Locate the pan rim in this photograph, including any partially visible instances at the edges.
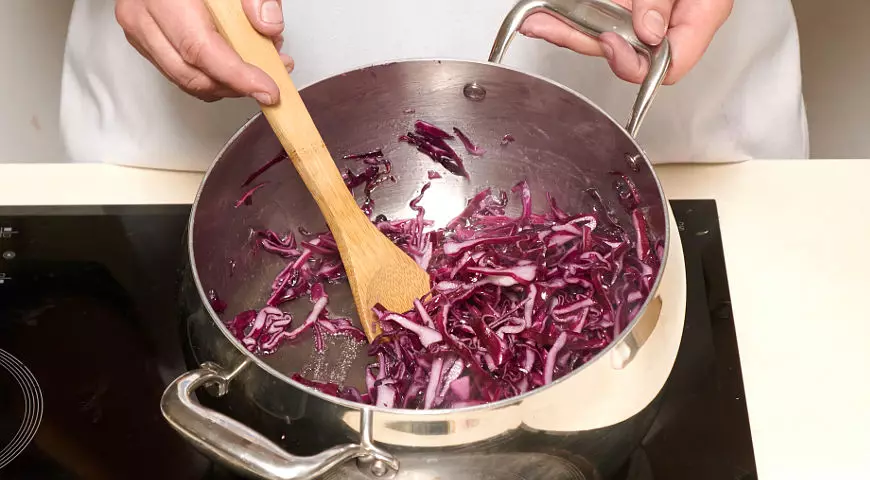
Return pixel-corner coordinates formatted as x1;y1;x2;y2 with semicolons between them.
187;57;671;416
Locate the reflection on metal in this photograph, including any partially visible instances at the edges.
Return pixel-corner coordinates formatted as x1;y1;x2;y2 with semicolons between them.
610;296;663;369
203;359;251;397
625;154;642;172
336;452;593;480
357;408;400;476
462;82;487;101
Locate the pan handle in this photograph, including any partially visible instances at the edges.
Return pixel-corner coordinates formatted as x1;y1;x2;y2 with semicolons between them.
488;0;671;137
160;361;398;480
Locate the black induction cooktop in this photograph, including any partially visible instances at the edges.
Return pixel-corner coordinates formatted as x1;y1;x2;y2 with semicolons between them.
0;201;755;480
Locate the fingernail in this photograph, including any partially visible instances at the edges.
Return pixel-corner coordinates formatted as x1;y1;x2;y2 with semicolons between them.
601;43;614;61
260;0;283;25
643;10;666;43
252;92;273;105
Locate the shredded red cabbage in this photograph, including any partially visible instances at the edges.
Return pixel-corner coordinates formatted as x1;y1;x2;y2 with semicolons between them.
221;122;660;409
207;289;227;314
453;127;486;156
414;120;454;140
234;182;269;208
400;120;470;178
339;148;395;217
342;149;384;161
242;152;286;187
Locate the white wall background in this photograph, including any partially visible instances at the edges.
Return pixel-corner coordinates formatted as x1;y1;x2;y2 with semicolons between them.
1;0;74;163
0;0;867;162
791;0;870;158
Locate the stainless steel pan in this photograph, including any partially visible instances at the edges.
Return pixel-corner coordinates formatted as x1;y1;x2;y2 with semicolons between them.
162;0;680;478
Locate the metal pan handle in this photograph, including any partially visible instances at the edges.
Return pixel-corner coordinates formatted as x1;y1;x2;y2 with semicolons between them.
160;362;398;480
488;0;671;137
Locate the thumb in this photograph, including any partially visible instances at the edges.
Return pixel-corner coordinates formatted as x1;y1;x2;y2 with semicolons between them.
630;0;676;46
242;0;285;38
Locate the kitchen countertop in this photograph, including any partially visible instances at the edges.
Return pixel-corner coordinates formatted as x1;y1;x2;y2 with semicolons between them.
2;160;868;479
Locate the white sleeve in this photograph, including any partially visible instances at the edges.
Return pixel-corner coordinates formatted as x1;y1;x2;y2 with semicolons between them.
60;0;808;170
61;0;257;171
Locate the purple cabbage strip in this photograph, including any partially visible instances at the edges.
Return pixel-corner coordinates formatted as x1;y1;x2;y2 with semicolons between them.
207;289;227;314
234;182;269;208
400;120;470;178
453;127;486;156
414;120;454;140
342;149;384;161
242;152;286;188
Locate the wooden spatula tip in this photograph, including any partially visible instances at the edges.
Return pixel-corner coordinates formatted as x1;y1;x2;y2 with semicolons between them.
352;258;432;342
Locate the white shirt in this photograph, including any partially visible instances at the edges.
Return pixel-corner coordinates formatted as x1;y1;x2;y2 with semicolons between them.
60;0;808;171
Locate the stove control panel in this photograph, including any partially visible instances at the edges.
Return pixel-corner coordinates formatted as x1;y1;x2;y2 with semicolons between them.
0;223;17;285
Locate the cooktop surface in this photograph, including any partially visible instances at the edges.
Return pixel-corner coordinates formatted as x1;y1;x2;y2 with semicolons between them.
0;201;755;480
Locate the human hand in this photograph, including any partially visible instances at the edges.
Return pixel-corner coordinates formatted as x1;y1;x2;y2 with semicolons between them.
519;0;733;84
115;0;292;103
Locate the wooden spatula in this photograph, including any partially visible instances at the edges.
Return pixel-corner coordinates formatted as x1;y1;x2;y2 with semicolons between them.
204;0;431;342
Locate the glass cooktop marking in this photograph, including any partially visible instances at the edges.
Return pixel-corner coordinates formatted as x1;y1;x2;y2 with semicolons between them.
0;349;43;469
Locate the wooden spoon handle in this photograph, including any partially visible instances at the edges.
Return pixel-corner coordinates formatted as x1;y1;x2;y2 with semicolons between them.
203;0;366;230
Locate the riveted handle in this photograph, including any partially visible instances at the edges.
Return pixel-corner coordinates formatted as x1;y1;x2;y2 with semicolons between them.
161;362;398;479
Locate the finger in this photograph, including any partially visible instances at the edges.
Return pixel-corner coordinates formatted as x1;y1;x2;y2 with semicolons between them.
271;34;294;72
280;53;295;72
141;31;243;100
520;12;649;84
117;1;233;100
242;0;284;38
131;26;243;100
600;32;649;84
631;0;676;46
519;12;604;57
147;0;279;104
664;0;733;83
116;1;163;70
